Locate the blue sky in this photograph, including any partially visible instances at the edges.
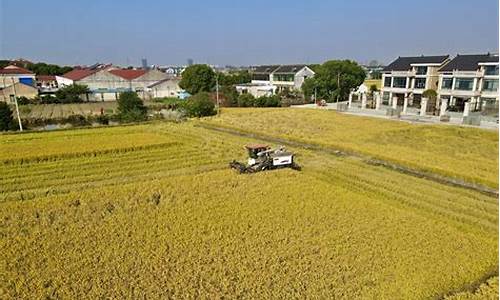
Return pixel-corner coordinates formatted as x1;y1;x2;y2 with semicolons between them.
0;0;498;66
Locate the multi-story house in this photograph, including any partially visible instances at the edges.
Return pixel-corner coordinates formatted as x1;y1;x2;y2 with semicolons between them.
235;64;315;97
381;55;450;112
270;65;315;92
437;53;499;115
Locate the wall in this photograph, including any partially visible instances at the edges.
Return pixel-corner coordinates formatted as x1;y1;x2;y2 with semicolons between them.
293;67;315;90
149;80;182;98
0;82;38;102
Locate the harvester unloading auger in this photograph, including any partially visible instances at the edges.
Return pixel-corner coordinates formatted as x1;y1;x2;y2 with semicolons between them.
229;144;301;173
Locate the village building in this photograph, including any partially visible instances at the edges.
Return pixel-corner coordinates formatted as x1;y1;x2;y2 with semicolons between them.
235;64;315;97
0;65;36;88
437;53;499;115
147;78;182;99
0;81;38;102
381;55;450;112
36;75;59;94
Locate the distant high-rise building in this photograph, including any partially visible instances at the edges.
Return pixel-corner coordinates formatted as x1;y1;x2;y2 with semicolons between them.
187;58;194;66
141;58;148;70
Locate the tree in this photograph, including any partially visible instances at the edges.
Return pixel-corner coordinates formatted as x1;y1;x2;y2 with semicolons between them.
0;102;14;131
220;85;239;107
422;89;437;101
179;64;216;95
117;91;147;122
182;92;216;117
217;70;251;86
371;71;382;80
302;60;366;102
369;84;378;93
27;62;73;75
55;84;90;103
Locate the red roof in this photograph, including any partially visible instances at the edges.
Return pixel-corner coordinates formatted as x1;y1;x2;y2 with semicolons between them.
0;65;33;75
109;69;147;80
62;69;96;81
36;75;56;81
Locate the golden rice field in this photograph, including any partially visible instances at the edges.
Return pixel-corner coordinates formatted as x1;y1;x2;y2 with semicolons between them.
0;116;498;299
203;108;499;189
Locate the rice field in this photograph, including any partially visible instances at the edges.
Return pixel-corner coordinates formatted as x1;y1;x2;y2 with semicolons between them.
0;117;498;298
203;108;499;189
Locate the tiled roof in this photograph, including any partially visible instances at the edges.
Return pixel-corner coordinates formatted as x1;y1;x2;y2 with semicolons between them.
273;65;308;74
36;75;56;81
439;54;499;72
109;69;147;80
252;65;280;74
0;65;34;75
148;77;180;88
62;69;96;81
383;55;449;71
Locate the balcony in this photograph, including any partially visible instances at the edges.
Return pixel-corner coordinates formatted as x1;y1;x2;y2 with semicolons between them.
391;70;415;77
452;70;483;78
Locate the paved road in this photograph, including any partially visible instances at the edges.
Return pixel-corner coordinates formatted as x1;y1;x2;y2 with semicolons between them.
292;102;499;130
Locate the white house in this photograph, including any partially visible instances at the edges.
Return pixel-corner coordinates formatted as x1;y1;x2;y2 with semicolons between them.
235;64;315;97
437;53;499;115
381;55;451;113
270;65;315;92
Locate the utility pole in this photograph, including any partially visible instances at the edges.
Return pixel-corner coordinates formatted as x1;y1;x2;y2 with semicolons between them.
216;74;220;116
10;77;23;131
336;72;341;104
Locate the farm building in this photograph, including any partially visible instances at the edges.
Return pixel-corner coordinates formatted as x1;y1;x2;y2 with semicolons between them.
0;65;36;88
147;78;182;99
0;82;38;102
64;68;169;101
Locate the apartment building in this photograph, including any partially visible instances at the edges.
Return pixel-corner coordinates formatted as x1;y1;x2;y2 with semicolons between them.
438;53;499;114
381;55;450;112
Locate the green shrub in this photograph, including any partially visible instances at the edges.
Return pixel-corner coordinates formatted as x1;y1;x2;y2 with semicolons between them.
55;84;90;103
262;95;281;107
65;115;91;126
182;92;216;118
0;102;15;131
117;91;147;122
237;94;255;107
16;96;35;105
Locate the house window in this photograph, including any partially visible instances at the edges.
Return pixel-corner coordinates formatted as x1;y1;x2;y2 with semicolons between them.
454;78;474;90
415;66;427;75
384;77;391;87
414;78;426;89
252;74;270;81
274;74;294;82
483;79;499;92
484;65;499;76
392;77;407;88
441;78;453;89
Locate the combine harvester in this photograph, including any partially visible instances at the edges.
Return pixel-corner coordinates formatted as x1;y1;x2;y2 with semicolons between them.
230;144;301;173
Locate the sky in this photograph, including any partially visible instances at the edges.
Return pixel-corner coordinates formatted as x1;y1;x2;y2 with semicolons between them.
0;0;498;67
